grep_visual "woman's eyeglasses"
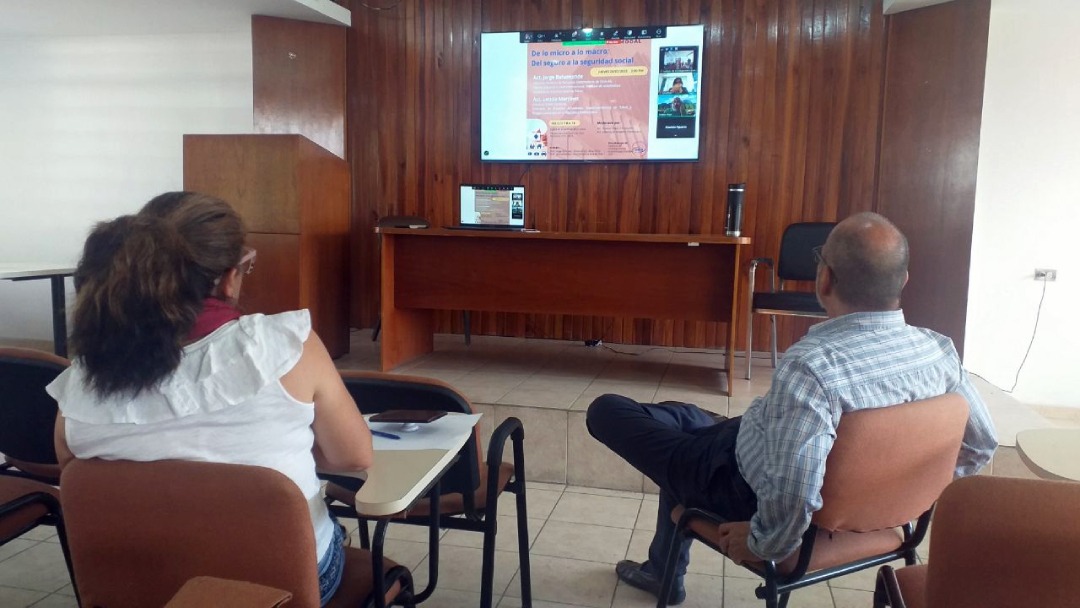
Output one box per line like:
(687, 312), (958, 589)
(237, 247), (257, 276)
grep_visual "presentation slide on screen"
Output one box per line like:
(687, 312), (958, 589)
(480, 25), (705, 162)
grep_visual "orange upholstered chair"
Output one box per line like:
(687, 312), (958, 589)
(874, 475), (1080, 608)
(658, 393), (969, 608)
(61, 459), (414, 608)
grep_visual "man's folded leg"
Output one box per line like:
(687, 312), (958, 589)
(585, 394), (717, 484)
(586, 394), (753, 603)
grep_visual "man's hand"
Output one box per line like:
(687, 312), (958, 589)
(716, 521), (762, 566)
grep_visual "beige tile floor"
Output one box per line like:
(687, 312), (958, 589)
(0, 329), (1070, 607)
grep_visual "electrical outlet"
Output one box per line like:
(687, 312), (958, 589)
(1034, 268), (1058, 281)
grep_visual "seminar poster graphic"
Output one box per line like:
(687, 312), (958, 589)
(525, 41), (651, 160)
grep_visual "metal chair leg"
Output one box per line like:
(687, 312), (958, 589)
(463, 312), (471, 346)
(769, 314), (778, 368)
(50, 504), (79, 606)
(358, 520), (371, 549)
(479, 515), (498, 608)
(746, 310), (755, 380)
(655, 527), (683, 608)
(746, 262), (757, 380)
(371, 519), (390, 608)
(763, 587), (779, 608)
(372, 317), (381, 342)
(515, 487), (532, 606)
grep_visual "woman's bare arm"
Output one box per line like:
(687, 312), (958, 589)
(281, 330), (373, 471)
(53, 414), (75, 469)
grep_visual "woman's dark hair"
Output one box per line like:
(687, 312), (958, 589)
(70, 192), (246, 397)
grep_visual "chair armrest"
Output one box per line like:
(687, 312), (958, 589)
(486, 417), (525, 497)
(486, 417), (524, 468)
(674, 506), (731, 528)
(164, 577), (292, 608)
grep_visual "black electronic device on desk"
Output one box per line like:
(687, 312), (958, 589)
(370, 409), (447, 432)
(377, 215), (429, 230)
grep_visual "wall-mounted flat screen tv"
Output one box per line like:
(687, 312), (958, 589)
(480, 24), (705, 162)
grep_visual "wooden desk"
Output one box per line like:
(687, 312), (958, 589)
(0, 264), (75, 357)
(1016, 428), (1080, 481)
(378, 228), (750, 393)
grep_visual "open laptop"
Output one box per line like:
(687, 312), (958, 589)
(449, 184), (526, 231)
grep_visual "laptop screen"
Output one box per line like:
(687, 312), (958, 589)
(459, 184), (525, 227)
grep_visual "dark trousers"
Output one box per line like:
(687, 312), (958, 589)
(586, 394), (757, 580)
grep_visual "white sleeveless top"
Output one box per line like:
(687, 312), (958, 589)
(46, 310), (335, 561)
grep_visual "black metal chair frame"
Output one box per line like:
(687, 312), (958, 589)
(321, 373), (532, 608)
(0, 485), (79, 604)
(873, 563), (909, 608)
(745, 222), (835, 380)
(657, 506), (930, 608)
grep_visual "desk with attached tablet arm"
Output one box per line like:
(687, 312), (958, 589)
(1016, 427), (1080, 482)
(319, 413), (481, 603)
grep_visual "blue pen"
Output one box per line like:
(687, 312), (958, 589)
(372, 429), (401, 440)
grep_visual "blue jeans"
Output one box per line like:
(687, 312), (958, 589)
(586, 395), (757, 582)
(317, 519), (346, 606)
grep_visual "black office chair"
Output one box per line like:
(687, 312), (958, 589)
(0, 347), (67, 484)
(320, 371), (531, 608)
(369, 215), (473, 345)
(745, 222), (835, 379)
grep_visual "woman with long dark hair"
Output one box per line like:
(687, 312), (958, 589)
(48, 192), (371, 605)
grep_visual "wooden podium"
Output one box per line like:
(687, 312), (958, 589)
(183, 134), (350, 358)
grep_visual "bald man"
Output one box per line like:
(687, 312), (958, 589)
(587, 212), (997, 605)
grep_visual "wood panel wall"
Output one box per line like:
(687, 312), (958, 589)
(876, 0), (990, 357)
(346, 0), (955, 353)
(253, 15), (347, 159)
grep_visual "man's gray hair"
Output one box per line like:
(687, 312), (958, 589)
(826, 212), (909, 310)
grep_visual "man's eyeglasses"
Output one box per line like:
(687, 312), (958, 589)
(812, 245), (826, 267)
(237, 247), (257, 276)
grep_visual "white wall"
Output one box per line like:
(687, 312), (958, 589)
(966, 0), (1080, 408)
(0, 31), (253, 342)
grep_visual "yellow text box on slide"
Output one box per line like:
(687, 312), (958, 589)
(549, 120), (581, 127)
(590, 66), (649, 77)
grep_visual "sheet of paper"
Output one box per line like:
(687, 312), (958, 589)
(365, 412), (482, 451)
